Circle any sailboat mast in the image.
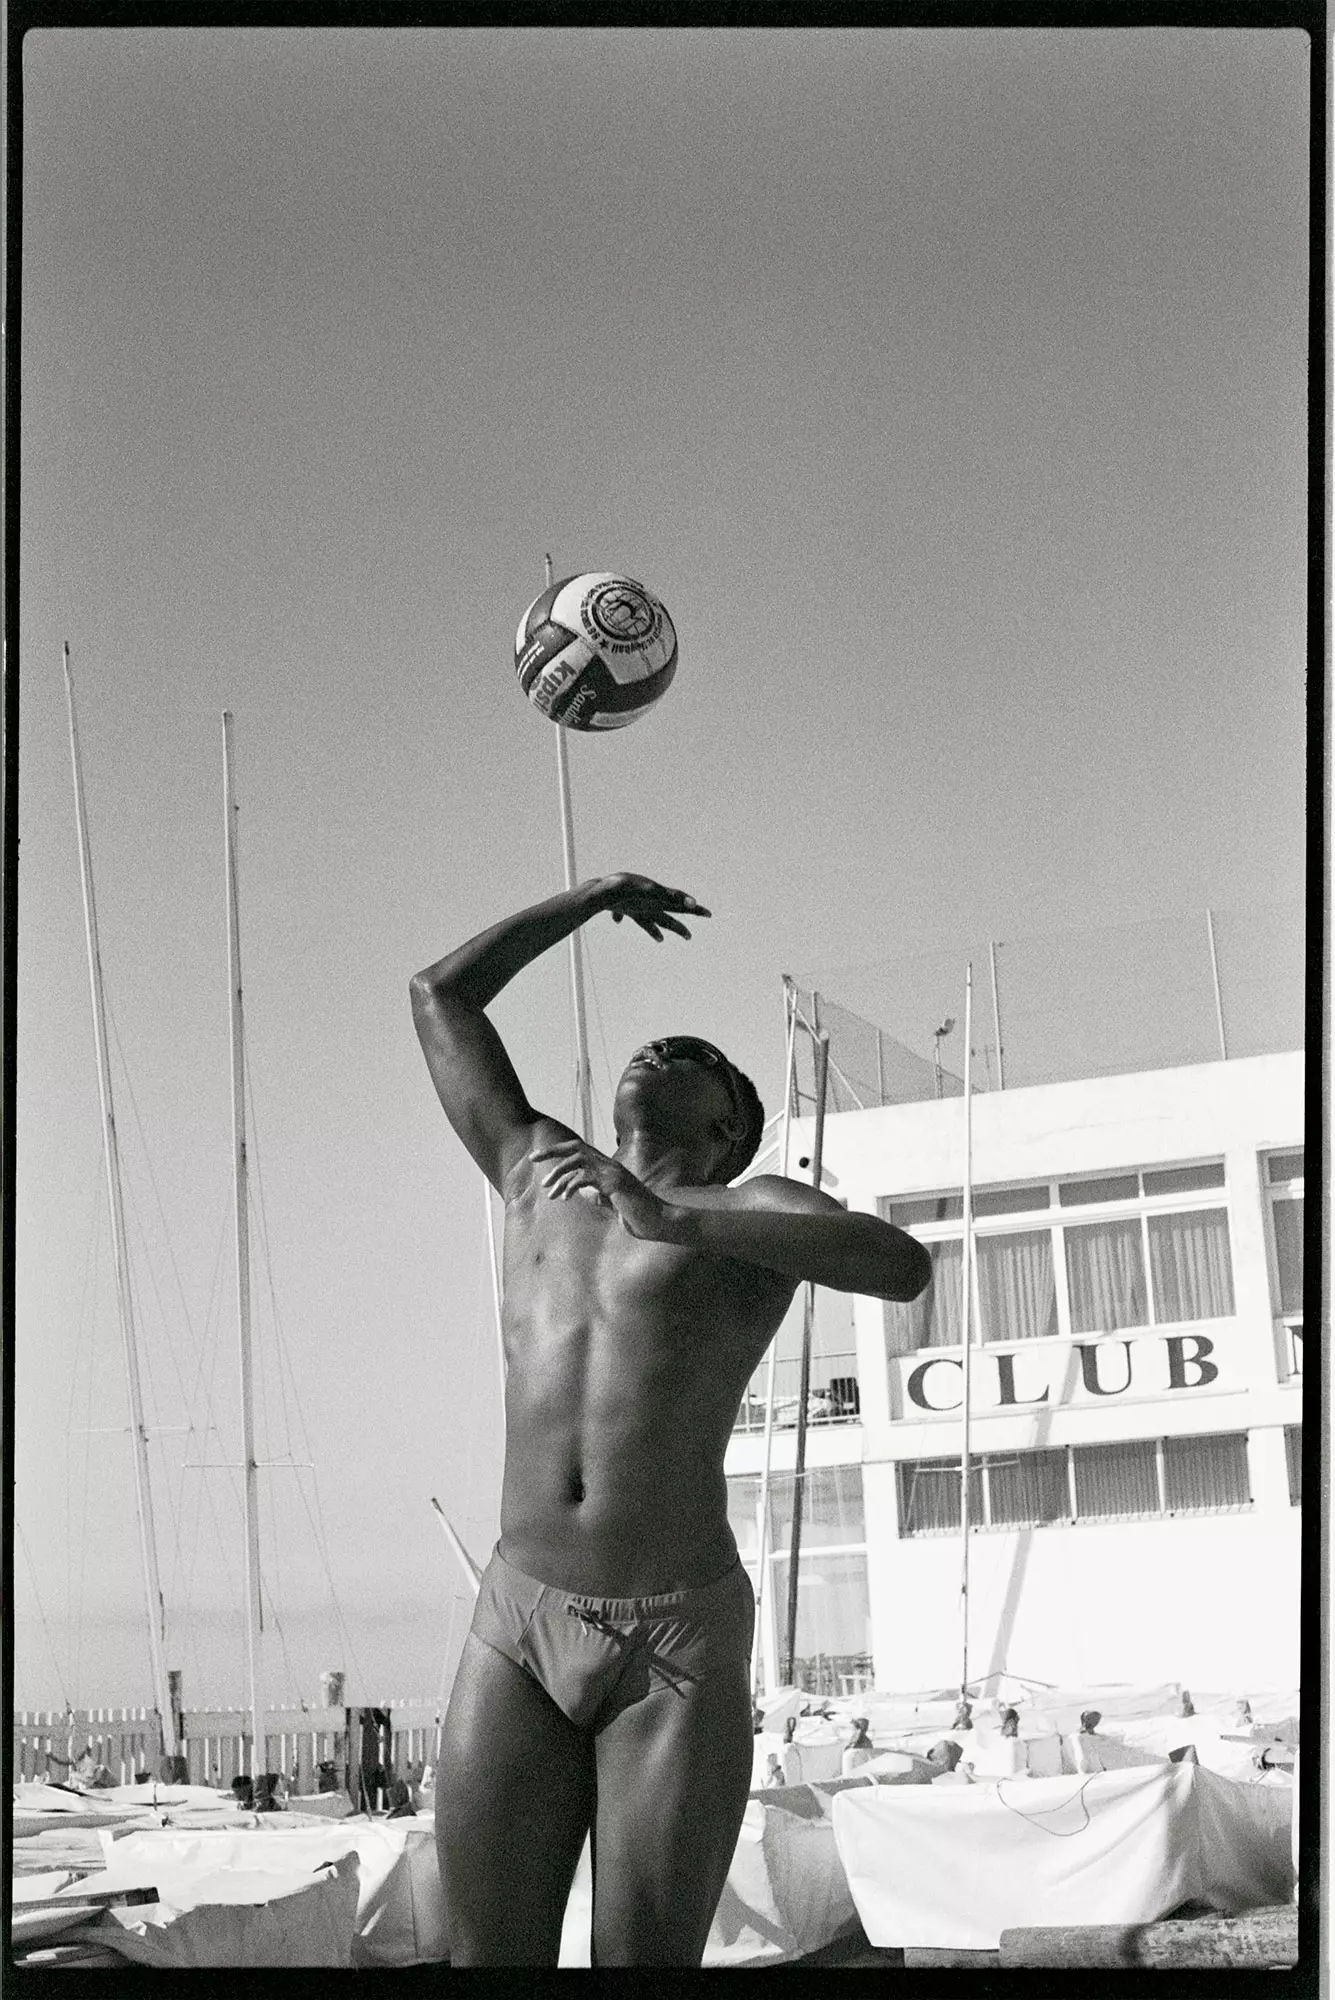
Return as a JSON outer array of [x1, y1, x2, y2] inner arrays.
[[63, 644, 178, 1763], [222, 711, 265, 1779]]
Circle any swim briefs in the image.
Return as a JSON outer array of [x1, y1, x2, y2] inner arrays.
[[468, 1546, 755, 1731]]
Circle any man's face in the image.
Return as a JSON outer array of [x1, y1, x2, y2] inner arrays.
[[616, 1037, 741, 1153]]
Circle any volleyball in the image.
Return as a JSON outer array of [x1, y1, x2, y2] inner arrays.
[[514, 572, 678, 731]]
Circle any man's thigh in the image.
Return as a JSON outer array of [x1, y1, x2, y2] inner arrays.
[[435, 1631, 595, 1965], [589, 1658, 754, 1967]]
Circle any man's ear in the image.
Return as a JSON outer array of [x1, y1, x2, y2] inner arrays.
[[717, 1105, 746, 1147], [711, 1107, 746, 1179]]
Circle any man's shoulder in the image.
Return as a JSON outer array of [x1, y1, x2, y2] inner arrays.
[[694, 1172, 837, 1213]]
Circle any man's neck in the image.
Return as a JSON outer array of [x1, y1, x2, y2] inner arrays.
[[615, 1131, 719, 1192]]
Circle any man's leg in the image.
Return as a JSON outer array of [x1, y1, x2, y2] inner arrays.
[[588, 1654, 754, 1966], [434, 1631, 595, 1965]]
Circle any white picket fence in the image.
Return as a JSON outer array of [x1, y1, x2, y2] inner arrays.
[[14, 1702, 441, 1793]]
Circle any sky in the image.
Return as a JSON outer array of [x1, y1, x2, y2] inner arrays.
[[14, 26, 1309, 1713]]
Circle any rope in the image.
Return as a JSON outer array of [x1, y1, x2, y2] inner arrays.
[[994, 1773, 1098, 1836]]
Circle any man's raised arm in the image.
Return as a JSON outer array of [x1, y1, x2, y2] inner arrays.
[[410, 873, 708, 1191]]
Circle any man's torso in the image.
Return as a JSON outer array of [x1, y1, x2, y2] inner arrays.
[[493, 1152, 795, 1596]]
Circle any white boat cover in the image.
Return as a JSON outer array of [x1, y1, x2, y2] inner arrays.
[[831, 1761, 1296, 1950], [99, 1850, 362, 1968], [556, 1792, 862, 1967], [47, 1821, 443, 1968]]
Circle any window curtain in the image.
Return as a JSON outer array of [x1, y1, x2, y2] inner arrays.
[[1162, 1433, 1249, 1511], [977, 1231, 1058, 1342], [1148, 1208, 1236, 1322], [1271, 1197, 1304, 1314], [1065, 1219, 1148, 1333], [1072, 1439, 1158, 1518], [1285, 1426, 1302, 1506], [885, 1237, 962, 1351], [986, 1449, 1069, 1526]]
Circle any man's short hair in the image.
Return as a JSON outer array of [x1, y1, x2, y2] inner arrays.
[[718, 1059, 765, 1184]]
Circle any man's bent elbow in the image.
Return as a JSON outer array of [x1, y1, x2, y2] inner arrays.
[[409, 970, 434, 1018], [889, 1239, 932, 1303]]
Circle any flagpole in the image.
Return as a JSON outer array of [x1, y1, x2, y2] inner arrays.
[[958, 965, 975, 1705], [548, 555, 596, 1142], [752, 979, 799, 1698], [783, 1029, 829, 1688]]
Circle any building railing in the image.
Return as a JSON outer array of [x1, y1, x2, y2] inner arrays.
[[1284, 1319, 1302, 1379], [733, 1353, 861, 1433], [789, 1652, 875, 1697], [13, 1701, 442, 1797]]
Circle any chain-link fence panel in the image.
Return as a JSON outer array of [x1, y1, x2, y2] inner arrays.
[[788, 898, 1302, 1108]]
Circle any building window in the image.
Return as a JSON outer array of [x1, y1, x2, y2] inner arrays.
[[769, 1550, 872, 1688], [729, 1467, 870, 1694], [1266, 1150, 1304, 1382], [1162, 1432, 1250, 1512], [883, 1161, 1236, 1358], [765, 1466, 866, 1549], [976, 1231, 1059, 1341], [1285, 1425, 1302, 1506], [1146, 1209, 1236, 1321], [897, 1239, 964, 1349], [1272, 1201, 1303, 1312], [1066, 1219, 1148, 1332], [1073, 1439, 1160, 1520], [896, 1434, 1253, 1536], [896, 1459, 981, 1535], [733, 1292, 861, 1433], [985, 1448, 1070, 1527]]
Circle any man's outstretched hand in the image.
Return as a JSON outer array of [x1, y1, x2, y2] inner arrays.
[[595, 873, 710, 942], [531, 1136, 677, 1238]]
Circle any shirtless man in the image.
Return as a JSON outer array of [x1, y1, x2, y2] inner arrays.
[[410, 872, 930, 1966]]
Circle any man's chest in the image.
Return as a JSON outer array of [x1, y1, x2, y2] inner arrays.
[[502, 1187, 780, 1325]]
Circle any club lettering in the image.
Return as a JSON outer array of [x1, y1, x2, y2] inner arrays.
[[1076, 1341, 1134, 1397], [906, 1357, 963, 1413], [1165, 1333, 1218, 1390], [995, 1351, 1051, 1407]]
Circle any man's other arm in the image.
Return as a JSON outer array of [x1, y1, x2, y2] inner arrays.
[[668, 1176, 931, 1301]]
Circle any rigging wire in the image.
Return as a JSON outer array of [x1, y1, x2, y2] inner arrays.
[[260, 1574, 303, 1712], [65, 1142, 104, 1712], [239, 1040, 365, 1686], [18, 1517, 72, 1712], [105, 1001, 245, 1664], [173, 1202, 237, 1698]]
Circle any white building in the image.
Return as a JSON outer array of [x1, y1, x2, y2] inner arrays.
[[726, 1050, 1305, 1695]]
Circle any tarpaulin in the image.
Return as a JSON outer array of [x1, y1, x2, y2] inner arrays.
[[557, 1791, 862, 1968], [831, 1761, 1295, 1950], [63, 1819, 445, 1966], [93, 1850, 362, 1968]]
